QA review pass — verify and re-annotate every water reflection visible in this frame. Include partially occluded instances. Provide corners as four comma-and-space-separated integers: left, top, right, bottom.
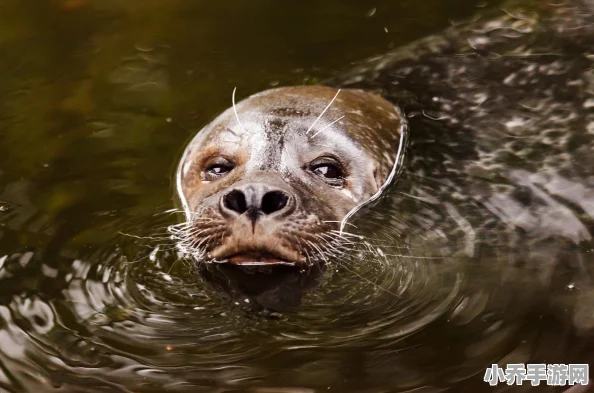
199, 264, 323, 314
1, 208, 589, 392
0, 224, 592, 392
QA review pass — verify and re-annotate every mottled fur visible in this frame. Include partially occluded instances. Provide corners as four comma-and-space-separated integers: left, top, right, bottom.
328, 0, 594, 331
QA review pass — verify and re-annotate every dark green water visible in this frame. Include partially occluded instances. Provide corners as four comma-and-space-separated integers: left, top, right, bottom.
1, 0, 592, 392
0, 0, 492, 252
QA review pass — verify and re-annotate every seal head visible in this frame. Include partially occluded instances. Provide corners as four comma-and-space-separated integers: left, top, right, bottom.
175, 85, 402, 266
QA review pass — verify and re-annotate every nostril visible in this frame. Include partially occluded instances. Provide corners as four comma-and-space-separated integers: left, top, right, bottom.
261, 191, 289, 215
223, 190, 247, 214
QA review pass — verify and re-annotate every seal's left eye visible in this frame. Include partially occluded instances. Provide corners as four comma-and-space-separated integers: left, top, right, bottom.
203, 158, 234, 180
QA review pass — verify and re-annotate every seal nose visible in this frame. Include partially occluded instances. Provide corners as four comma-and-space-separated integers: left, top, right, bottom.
221, 184, 293, 221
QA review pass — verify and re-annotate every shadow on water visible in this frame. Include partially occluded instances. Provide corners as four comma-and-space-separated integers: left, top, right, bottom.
1, 0, 593, 392
198, 264, 325, 315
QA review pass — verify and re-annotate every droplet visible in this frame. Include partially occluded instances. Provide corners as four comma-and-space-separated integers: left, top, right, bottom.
0, 202, 11, 212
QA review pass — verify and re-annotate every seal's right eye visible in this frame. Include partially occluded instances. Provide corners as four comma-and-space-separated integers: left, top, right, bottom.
308, 156, 346, 187
202, 158, 234, 181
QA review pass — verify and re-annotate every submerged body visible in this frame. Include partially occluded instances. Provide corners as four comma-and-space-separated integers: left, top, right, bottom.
326, 0, 594, 333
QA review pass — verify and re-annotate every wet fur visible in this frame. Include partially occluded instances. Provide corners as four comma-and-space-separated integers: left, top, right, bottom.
327, 0, 594, 331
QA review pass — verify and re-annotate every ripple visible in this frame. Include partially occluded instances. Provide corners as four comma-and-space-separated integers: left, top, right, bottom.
0, 195, 592, 392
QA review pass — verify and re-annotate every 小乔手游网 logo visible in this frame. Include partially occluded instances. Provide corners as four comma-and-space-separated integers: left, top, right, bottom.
484, 364, 590, 387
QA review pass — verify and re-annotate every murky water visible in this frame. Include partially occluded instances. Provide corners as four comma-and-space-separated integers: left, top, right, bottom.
1, 0, 593, 392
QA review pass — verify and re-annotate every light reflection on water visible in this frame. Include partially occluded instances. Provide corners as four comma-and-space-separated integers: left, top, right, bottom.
1, 0, 593, 391
1, 181, 591, 391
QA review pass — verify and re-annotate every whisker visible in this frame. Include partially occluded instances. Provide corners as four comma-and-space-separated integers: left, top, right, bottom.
396, 191, 438, 206
314, 234, 346, 258
293, 237, 315, 267
306, 89, 341, 134
232, 87, 248, 133
152, 208, 185, 217
383, 253, 442, 259
166, 257, 188, 275
323, 220, 358, 229
310, 115, 345, 138
335, 257, 401, 298
306, 239, 329, 266
118, 231, 171, 241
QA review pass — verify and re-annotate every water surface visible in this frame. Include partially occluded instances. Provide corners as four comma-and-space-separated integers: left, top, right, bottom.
1, 0, 592, 392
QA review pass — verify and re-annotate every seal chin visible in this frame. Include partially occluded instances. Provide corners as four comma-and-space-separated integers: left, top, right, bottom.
210, 245, 305, 266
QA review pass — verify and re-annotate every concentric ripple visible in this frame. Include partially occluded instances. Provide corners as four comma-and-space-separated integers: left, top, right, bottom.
1, 182, 590, 393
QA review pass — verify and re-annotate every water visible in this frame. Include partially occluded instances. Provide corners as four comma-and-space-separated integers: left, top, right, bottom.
1, 0, 593, 392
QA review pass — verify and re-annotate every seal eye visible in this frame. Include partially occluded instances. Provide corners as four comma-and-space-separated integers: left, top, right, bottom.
203, 158, 234, 181
313, 164, 341, 179
208, 165, 230, 175
309, 157, 346, 187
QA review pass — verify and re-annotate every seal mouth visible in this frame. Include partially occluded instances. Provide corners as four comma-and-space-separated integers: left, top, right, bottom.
221, 252, 296, 266
212, 245, 304, 267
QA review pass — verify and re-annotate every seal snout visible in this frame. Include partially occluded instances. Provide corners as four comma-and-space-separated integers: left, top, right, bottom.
220, 183, 296, 223
209, 182, 304, 266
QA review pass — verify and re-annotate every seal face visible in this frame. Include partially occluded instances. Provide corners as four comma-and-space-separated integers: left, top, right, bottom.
174, 86, 403, 266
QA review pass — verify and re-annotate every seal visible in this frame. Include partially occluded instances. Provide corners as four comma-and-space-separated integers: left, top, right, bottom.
172, 0, 594, 269
172, 0, 594, 331
173, 85, 406, 266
